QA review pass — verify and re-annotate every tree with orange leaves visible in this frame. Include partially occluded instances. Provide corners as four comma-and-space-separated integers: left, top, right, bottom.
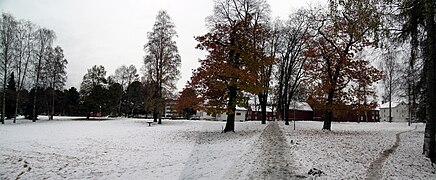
174, 87, 201, 119
191, 0, 272, 132
304, 1, 383, 130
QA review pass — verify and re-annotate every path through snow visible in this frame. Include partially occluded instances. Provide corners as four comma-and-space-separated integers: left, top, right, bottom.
223, 121, 305, 179
365, 125, 417, 179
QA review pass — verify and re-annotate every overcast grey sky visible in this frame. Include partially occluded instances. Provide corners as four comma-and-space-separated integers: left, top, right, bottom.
0, 0, 325, 92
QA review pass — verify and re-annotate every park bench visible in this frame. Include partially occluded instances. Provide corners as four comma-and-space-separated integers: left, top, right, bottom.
146, 121, 153, 126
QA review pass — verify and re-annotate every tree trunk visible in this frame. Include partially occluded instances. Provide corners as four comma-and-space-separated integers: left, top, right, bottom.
1, 64, 6, 124
323, 110, 333, 130
323, 90, 334, 130
158, 113, 162, 124
284, 103, 290, 125
1, 86, 5, 124
13, 91, 20, 123
50, 89, 54, 120
224, 85, 237, 132
118, 99, 122, 117
258, 93, 267, 124
153, 112, 157, 122
389, 79, 392, 123
423, 0, 436, 163
33, 55, 43, 122
32, 88, 37, 122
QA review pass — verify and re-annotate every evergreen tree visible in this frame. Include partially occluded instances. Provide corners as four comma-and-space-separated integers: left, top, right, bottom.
124, 81, 146, 118
63, 87, 80, 116
6, 72, 16, 119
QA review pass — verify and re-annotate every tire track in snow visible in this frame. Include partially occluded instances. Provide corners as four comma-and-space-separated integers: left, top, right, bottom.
365, 126, 417, 179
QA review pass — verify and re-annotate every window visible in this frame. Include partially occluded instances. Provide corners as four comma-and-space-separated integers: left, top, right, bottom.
236, 112, 241, 116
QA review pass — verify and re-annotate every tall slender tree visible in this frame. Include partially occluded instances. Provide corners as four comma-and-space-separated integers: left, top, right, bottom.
13, 20, 35, 123
380, 0, 435, 163
275, 10, 309, 125
32, 28, 55, 122
379, 45, 402, 123
143, 10, 181, 124
0, 13, 17, 124
44, 46, 68, 120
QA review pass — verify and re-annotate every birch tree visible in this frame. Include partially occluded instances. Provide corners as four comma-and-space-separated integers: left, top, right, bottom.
31, 28, 55, 122
44, 46, 68, 120
379, 45, 402, 123
12, 20, 35, 123
0, 13, 17, 124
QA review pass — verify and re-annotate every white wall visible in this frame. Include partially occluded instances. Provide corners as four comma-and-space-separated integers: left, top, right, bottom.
380, 102, 409, 122
198, 110, 247, 121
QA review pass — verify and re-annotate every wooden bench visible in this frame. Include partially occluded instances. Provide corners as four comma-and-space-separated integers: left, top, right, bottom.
146, 121, 153, 126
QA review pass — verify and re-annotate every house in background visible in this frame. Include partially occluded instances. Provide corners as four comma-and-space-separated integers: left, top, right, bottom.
196, 106, 248, 122
247, 106, 274, 121
310, 104, 380, 122
379, 101, 409, 122
248, 102, 314, 121
164, 99, 178, 118
287, 102, 313, 120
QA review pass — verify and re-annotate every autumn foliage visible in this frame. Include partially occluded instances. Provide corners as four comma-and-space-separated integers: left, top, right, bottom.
304, 2, 383, 130
174, 87, 201, 119
191, 8, 272, 131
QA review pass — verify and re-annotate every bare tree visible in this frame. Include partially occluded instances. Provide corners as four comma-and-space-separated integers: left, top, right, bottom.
111, 64, 139, 90
0, 13, 17, 124
143, 10, 181, 124
110, 64, 139, 116
379, 46, 402, 123
44, 46, 68, 120
275, 10, 309, 125
12, 20, 35, 123
31, 28, 55, 122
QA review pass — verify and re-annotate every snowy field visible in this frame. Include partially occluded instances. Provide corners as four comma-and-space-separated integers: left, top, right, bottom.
280, 121, 436, 179
1, 117, 435, 179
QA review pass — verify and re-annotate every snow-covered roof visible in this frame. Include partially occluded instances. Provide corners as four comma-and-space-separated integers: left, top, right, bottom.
236, 106, 248, 111
379, 102, 404, 109
289, 102, 313, 111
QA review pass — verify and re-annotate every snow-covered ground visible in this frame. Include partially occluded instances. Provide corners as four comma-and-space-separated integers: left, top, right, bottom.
280, 121, 436, 179
0, 117, 266, 179
1, 118, 435, 179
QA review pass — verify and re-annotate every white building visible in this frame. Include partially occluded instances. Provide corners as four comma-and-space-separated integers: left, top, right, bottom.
164, 99, 178, 118
197, 107, 248, 122
379, 102, 409, 122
